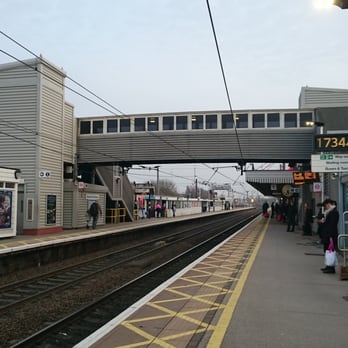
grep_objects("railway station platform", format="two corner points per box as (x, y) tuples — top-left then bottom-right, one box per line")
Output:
(0, 211), (226, 255)
(75, 216), (348, 348)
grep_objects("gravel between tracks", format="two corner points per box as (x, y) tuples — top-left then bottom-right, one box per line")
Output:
(0, 246), (176, 347)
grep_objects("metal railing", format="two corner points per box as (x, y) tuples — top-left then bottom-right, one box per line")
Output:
(338, 211), (348, 267)
(106, 208), (127, 224)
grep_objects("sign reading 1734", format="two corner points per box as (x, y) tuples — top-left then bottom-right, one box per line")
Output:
(315, 134), (348, 152)
(311, 154), (348, 173)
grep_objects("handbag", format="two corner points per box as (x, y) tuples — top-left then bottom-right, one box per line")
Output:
(328, 238), (334, 252)
(325, 250), (337, 267)
(325, 238), (337, 267)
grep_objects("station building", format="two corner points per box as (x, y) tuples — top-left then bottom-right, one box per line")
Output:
(1, 57), (348, 236)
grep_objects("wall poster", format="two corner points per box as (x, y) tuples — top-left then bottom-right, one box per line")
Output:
(46, 194), (56, 224)
(0, 190), (12, 228)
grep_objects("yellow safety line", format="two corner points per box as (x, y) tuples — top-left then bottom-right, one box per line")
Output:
(120, 321), (175, 348)
(206, 218), (269, 347)
(115, 219), (267, 348)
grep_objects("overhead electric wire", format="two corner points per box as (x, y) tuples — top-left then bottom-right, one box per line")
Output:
(0, 29), (245, 186)
(205, 0), (244, 164)
(0, 46), (212, 170)
(0, 30), (126, 116)
(0, 121), (127, 164)
(0, 49), (119, 116)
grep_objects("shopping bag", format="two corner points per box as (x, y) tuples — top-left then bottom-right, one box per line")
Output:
(328, 238), (334, 252)
(325, 250), (337, 267)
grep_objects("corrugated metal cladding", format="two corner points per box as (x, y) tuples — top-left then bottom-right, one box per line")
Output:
(39, 82), (65, 228)
(63, 190), (73, 228)
(246, 171), (294, 184)
(77, 128), (314, 165)
(63, 103), (75, 164)
(0, 79), (38, 194)
(299, 87), (348, 108)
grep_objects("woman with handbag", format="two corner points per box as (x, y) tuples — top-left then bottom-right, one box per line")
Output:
(320, 199), (339, 274)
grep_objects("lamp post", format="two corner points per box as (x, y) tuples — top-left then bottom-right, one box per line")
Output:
(306, 121), (325, 207)
(155, 166), (160, 195)
(139, 165), (160, 195)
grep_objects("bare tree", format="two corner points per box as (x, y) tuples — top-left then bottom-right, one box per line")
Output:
(157, 179), (178, 196)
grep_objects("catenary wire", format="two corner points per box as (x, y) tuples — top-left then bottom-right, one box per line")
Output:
(0, 48), (216, 171)
(0, 30), (250, 190)
(205, 0), (244, 165)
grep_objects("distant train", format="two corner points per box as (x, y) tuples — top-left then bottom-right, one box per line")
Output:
(134, 194), (251, 219)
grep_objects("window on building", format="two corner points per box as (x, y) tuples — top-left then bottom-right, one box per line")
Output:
(236, 113), (248, 128)
(284, 113), (297, 128)
(252, 114), (265, 128)
(135, 118), (145, 131)
(267, 113), (280, 127)
(92, 120), (103, 134)
(107, 119), (118, 133)
(222, 114), (233, 128)
(163, 116), (174, 130)
(206, 114), (217, 129)
(191, 115), (203, 129)
(176, 116), (187, 130)
(147, 117), (159, 131)
(299, 112), (313, 127)
(27, 198), (33, 221)
(120, 119), (131, 132)
(80, 121), (91, 134)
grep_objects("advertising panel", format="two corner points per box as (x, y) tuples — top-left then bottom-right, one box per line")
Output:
(0, 190), (12, 228)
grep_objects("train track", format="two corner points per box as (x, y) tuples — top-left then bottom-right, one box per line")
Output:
(5, 210), (258, 347)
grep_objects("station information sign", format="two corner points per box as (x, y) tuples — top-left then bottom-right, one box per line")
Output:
(315, 134), (348, 152)
(311, 154), (348, 172)
(292, 171), (319, 186)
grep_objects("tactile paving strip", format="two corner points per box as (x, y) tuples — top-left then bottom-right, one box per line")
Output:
(89, 217), (269, 348)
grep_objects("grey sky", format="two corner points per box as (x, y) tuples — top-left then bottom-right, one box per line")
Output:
(1, 0), (346, 194)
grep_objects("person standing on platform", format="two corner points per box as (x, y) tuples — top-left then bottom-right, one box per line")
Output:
(155, 202), (162, 218)
(89, 201), (102, 229)
(320, 199), (339, 274)
(286, 201), (297, 232)
(172, 203), (176, 217)
(262, 201), (269, 216)
(271, 201), (275, 218)
(303, 202), (313, 235)
(315, 203), (324, 244)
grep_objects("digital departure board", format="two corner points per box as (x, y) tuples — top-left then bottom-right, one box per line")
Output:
(315, 134), (348, 152)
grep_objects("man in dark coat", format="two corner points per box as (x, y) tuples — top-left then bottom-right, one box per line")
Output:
(286, 201), (297, 232)
(320, 199), (339, 274)
(89, 201), (102, 229)
(303, 202), (313, 235)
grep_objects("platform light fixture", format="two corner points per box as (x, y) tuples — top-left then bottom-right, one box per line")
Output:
(14, 169), (21, 180)
(333, 0), (348, 9)
(305, 121), (325, 127)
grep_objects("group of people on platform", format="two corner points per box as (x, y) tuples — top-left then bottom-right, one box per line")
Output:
(263, 198), (339, 274)
(263, 200), (314, 234)
(137, 201), (176, 219)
